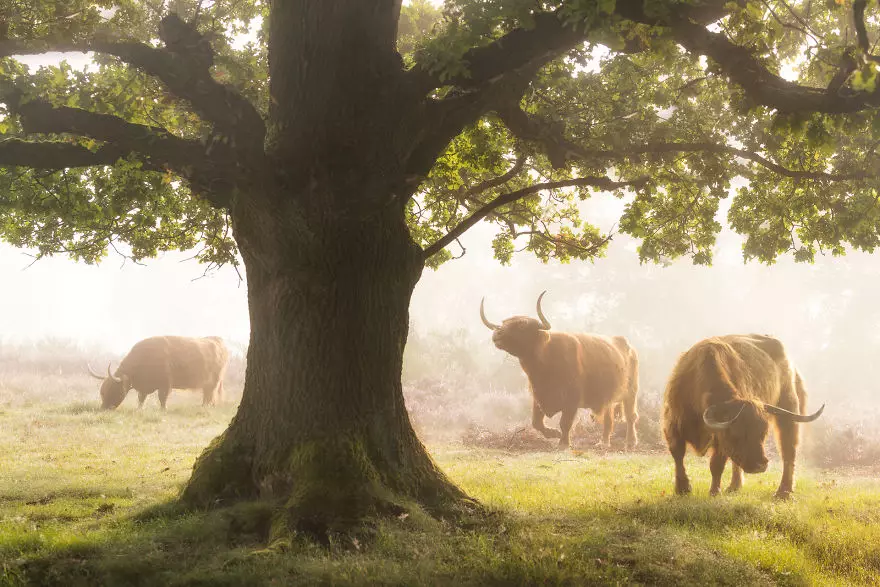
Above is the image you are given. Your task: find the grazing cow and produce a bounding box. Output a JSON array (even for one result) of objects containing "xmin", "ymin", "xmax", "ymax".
[
  {"xmin": 480, "ymin": 291, "xmax": 639, "ymax": 449},
  {"xmin": 662, "ymin": 334, "xmax": 824, "ymax": 499},
  {"xmin": 88, "ymin": 335, "xmax": 229, "ymax": 410}
]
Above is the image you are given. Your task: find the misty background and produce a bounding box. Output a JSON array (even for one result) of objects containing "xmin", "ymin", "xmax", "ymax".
[
  {"xmin": 2, "ymin": 186, "xmax": 877, "ymax": 443},
  {"xmin": 3, "ymin": 43, "xmax": 879, "ymax": 465}
]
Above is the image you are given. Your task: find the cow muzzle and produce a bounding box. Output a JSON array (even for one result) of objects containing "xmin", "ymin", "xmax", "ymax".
[{"xmin": 742, "ymin": 459, "xmax": 768, "ymax": 474}]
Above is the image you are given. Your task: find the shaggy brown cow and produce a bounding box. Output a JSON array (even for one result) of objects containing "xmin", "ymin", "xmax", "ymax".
[
  {"xmin": 662, "ymin": 334, "xmax": 824, "ymax": 499},
  {"xmin": 481, "ymin": 291, "xmax": 639, "ymax": 449},
  {"xmin": 88, "ymin": 335, "xmax": 229, "ymax": 410}
]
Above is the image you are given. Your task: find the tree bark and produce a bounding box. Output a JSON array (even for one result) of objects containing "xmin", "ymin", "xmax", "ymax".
[{"xmin": 181, "ymin": 188, "xmax": 471, "ymax": 537}]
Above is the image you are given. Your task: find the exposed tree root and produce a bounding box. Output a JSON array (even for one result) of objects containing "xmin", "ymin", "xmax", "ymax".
[{"xmin": 181, "ymin": 432, "xmax": 481, "ymax": 544}]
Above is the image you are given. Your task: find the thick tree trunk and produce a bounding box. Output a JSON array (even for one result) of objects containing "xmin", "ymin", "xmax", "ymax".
[{"xmin": 181, "ymin": 193, "xmax": 471, "ymax": 537}]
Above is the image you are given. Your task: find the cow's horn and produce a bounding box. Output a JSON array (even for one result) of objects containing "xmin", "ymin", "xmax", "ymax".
[
  {"xmin": 480, "ymin": 298, "xmax": 500, "ymax": 330},
  {"xmin": 765, "ymin": 403, "xmax": 825, "ymax": 423},
  {"xmin": 536, "ymin": 290, "xmax": 551, "ymax": 330},
  {"xmin": 702, "ymin": 402, "xmax": 747, "ymax": 430},
  {"xmin": 107, "ymin": 362, "xmax": 123, "ymax": 384},
  {"xmin": 86, "ymin": 363, "xmax": 105, "ymax": 380}
]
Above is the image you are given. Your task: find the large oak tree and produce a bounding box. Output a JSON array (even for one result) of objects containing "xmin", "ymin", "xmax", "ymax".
[{"xmin": 1, "ymin": 0, "xmax": 879, "ymax": 536}]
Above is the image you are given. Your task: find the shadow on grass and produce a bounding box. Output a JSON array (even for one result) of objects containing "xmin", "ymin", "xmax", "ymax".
[
  {"xmin": 3, "ymin": 493, "xmax": 815, "ymax": 587},
  {"xmin": 5, "ymin": 499, "xmax": 275, "ymax": 587}
]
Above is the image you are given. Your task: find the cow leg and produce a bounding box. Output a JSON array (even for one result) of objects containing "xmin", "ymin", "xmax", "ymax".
[
  {"xmin": 669, "ymin": 435, "xmax": 691, "ymax": 495},
  {"xmin": 158, "ymin": 387, "xmax": 171, "ymax": 410},
  {"xmin": 727, "ymin": 464, "xmax": 743, "ymax": 493},
  {"xmin": 558, "ymin": 406, "xmax": 578, "ymax": 450},
  {"xmin": 137, "ymin": 391, "xmax": 149, "ymax": 409},
  {"xmin": 531, "ymin": 399, "xmax": 561, "ymax": 440},
  {"xmin": 709, "ymin": 447, "xmax": 728, "ymax": 496},
  {"xmin": 601, "ymin": 408, "xmax": 614, "ymax": 447},
  {"xmin": 203, "ymin": 379, "xmax": 222, "ymax": 406},
  {"xmin": 623, "ymin": 398, "xmax": 639, "ymax": 450},
  {"xmin": 774, "ymin": 419, "xmax": 799, "ymax": 499}
]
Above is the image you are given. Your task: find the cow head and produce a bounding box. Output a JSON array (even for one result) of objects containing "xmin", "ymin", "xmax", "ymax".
[
  {"xmin": 480, "ymin": 291, "xmax": 552, "ymax": 358},
  {"xmin": 703, "ymin": 399, "xmax": 825, "ymax": 473},
  {"xmin": 87, "ymin": 363, "xmax": 132, "ymax": 410}
]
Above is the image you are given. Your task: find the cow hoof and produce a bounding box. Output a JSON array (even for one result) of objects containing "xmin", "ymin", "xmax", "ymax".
[
  {"xmin": 675, "ymin": 482, "xmax": 692, "ymax": 496},
  {"xmin": 556, "ymin": 442, "xmax": 570, "ymax": 451},
  {"xmin": 709, "ymin": 488, "xmax": 721, "ymax": 497},
  {"xmin": 725, "ymin": 484, "xmax": 742, "ymax": 494},
  {"xmin": 774, "ymin": 489, "xmax": 793, "ymax": 500}
]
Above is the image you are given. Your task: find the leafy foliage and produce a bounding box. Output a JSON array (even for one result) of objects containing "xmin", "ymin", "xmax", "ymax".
[
  {"xmin": 1, "ymin": 0, "xmax": 880, "ymax": 270},
  {"xmin": 407, "ymin": 0, "xmax": 880, "ymax": 268}
]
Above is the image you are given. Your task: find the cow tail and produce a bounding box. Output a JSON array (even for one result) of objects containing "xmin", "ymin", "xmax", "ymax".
[{"xmin": 624, "ymin": 344, "xmax": 639, "ymax": 422}]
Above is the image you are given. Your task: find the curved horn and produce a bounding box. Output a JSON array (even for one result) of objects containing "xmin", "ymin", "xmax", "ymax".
[
  {"xmin": 86, "ymin": 363, "xmax": 105, "ymax": 380},
  {"xmin": 107, "ymin": 362, "xmax": 123, "ymax": 384},
  {"xmin": 765, "ymin": 403, "xmax": 825, "ymax": 423},
  {"xmin": 702, "ymin": 402, "xmax": 747, "ymax": 430},
  {"xmin": 536, "ymin": 290, "xmax": 551, "ymax": 330},
  {"xmin": 479, "ymin": 298, "xmax": 500, "ymax": 330}
]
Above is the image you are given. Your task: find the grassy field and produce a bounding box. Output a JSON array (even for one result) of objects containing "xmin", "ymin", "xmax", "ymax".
[{"xmin": 2, "ymin": 388, "xmax": 880, "ymax": 586}]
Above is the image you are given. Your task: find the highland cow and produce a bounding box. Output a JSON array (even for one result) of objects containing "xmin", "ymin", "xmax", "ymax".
[
  {"xmin": 662, "ymin": 333, "xmax": 824, "ymax": 499},
  {"xmin": 480, "ymin": 291, "xmax": 639, "ymax": 450},
  {"xmin": 88, "ymin": 335, "xmax": 229, "ymax": 410}
]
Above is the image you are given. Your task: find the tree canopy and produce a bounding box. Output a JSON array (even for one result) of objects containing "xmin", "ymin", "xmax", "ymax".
[{"xmin": 0, "ymin": 0, "xmax": 878, "ymax": 272}]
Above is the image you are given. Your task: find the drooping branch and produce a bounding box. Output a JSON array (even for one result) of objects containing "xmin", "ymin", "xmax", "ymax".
[
  {"xmin": 664, "ymin": 17, "xmax": 880, "ymax": 112},
  {"xmin": 423, "ymin": 175, "xmax": 648, "ymax": 258},
  {"xmin": 499, "ymin": 103, "xmax": 880, "ymax": 181},
  {"xmin": 1, "ymin": 94, "xmax": 239, "ymax": 207},
  {"xmin": 1, "ymin": 15, "xmax": 266, "ymax": 152}
]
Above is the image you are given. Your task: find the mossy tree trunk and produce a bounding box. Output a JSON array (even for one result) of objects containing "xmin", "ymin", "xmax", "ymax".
[
  {"xmin": 181, "ymin": 183, "xmax": 472, "ymax": 534},
  {"xmin": 180, "ymin": 0, "xmax": 514, "ymax": 535}
]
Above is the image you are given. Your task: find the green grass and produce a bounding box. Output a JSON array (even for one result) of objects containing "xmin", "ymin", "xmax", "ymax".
[{"xmin": 2, "ymin": 393, "xmax": 880, "ymax": 586}]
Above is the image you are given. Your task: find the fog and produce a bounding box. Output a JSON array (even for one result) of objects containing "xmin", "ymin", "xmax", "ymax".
[{"xmin": 3, "ymin": 189, "xmax": 875, "ymax": 421}]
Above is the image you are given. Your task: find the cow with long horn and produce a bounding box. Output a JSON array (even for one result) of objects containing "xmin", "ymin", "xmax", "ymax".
[
  {"xmin": 480, "ymin": 291, "xmax": 640, "ymax": 450},
  {"xmin": 88, "ymin": 335, "xmax": 229, "ymax": 410},
  {"xmin": 662, "ymin": 334, "xmax": 824, "ymax": 499}
]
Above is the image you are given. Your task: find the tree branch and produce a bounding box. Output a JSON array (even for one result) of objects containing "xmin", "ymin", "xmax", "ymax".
[
  {"xmin": 5, "ymin": 93, "xmax": 203, "ymax": 162},
  {"xmin": 406, "ymin": 10, "xmax": 583, "ymax": 93},
  {"xmin": 404, "ymin": 67, "xmax": 537, "ymax": 183},
  {"xmin": 1, "ymin": 94, "xmax": 239, "ymax": 207},
  {"xmin": 665, "ymin": 17, "xmax": 880, "ymax": 112},
  {"xmin": 1, "ymin": 15, "xmax": 265, "ymax": 151},
  {"xmin": 408, "ymin": 1, "xmax": 731, "ymax": 93},
  {"xmin": 499, "ymin": 104, "xmax": 880, "ymax": 181},
  {"xmin": 459, "ymin": 154, "xmax": 526, "ymax": 200},
  {"xmin": 0, "ymin": 139, "xmax": 134, "ymax": 168},
  {"xmin": 423, "ymin": 176, "xmax": 648, "ymax": 258}
]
